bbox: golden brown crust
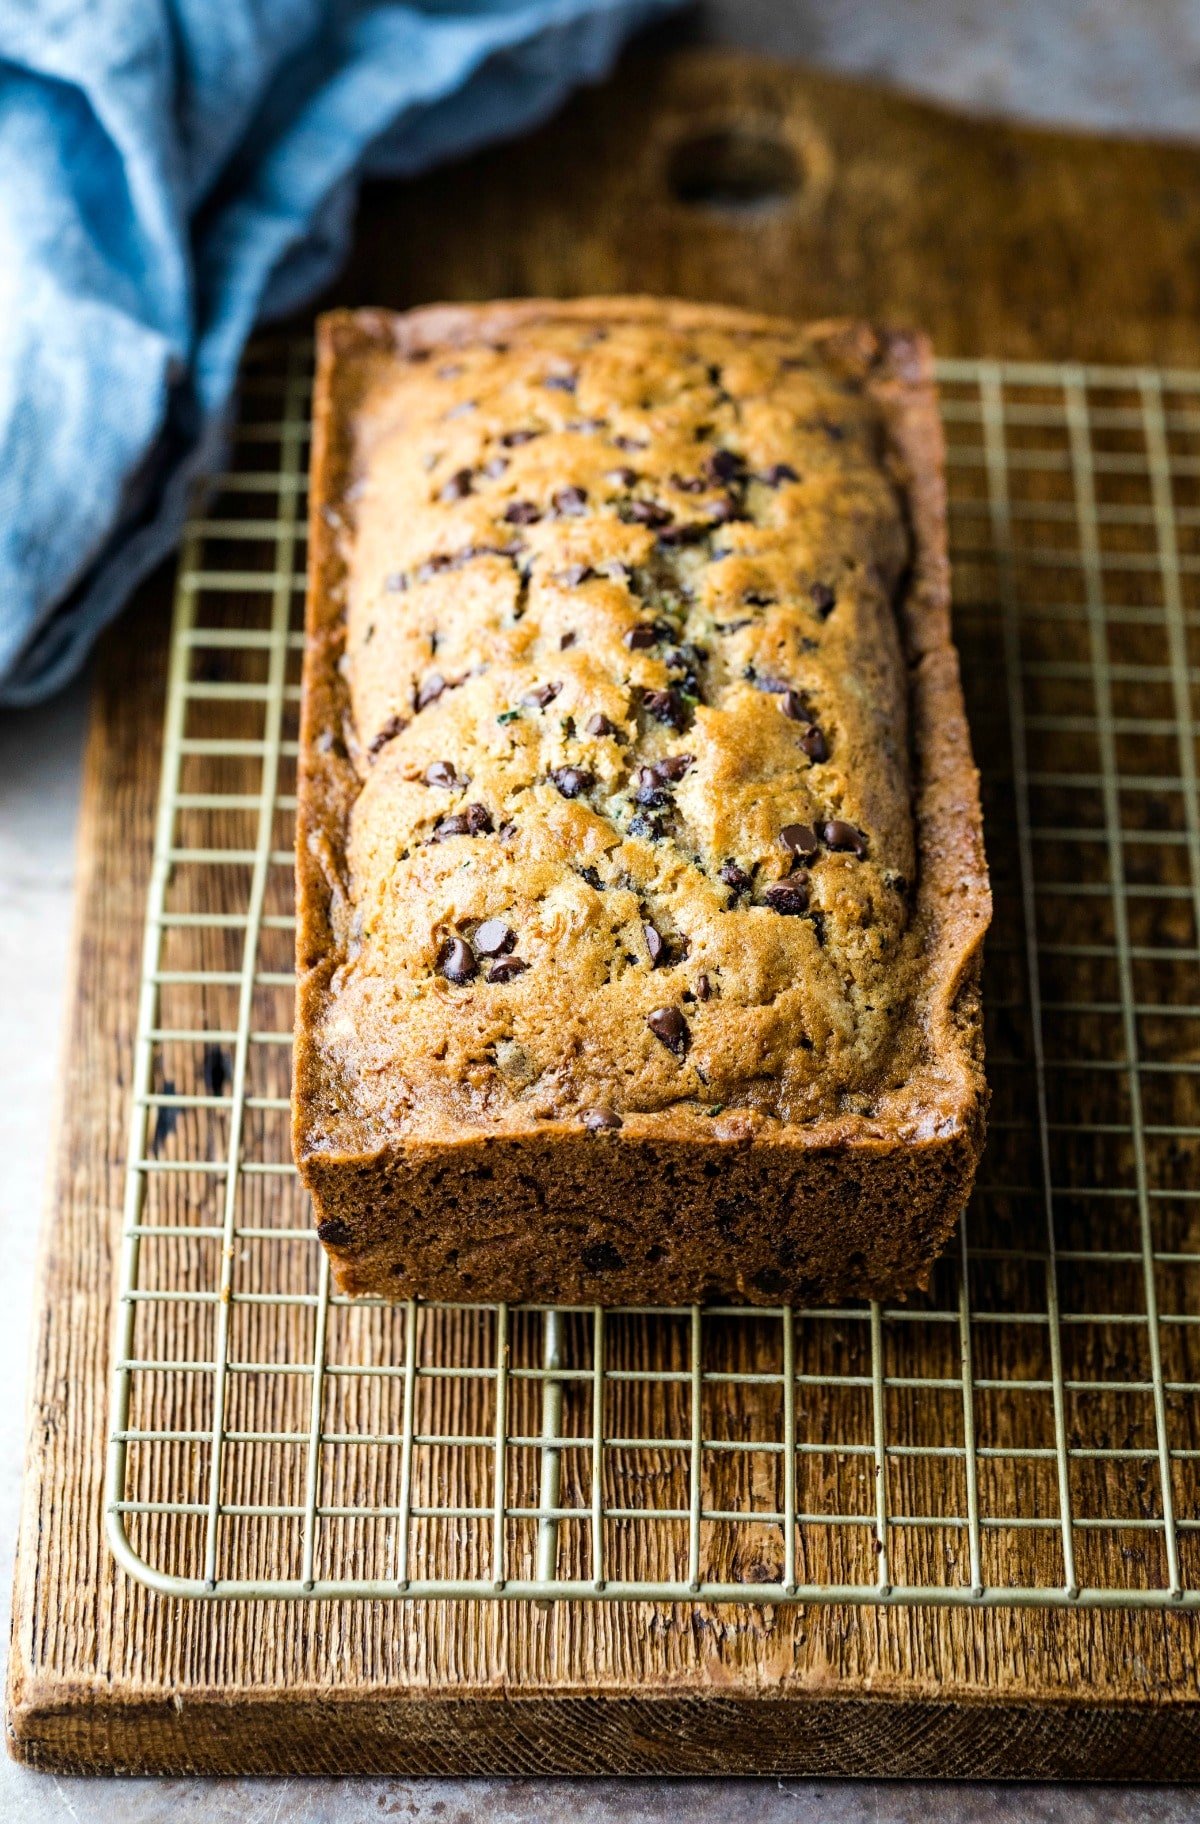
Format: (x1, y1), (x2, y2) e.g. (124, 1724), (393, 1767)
(294, 297), (990, 1306)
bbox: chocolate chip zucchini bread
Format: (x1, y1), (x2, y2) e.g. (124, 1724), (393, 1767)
(294, 297), (989, 1306)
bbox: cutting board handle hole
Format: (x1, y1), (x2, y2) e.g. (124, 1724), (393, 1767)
(666, 129), (800, 214)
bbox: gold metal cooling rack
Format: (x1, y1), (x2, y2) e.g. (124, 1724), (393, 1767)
(105, 344), (1200, 1608)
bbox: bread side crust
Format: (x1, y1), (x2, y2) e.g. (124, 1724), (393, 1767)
(294, 298), (990, 1305)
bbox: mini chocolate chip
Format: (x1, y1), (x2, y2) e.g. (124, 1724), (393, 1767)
(415, 672), (447, 711)
(501, 428), (538, 447)
(780, 822), (819, 859)
(743, 591), (774, 608)
(611, 434), (646, 452)
(550, 766), (593, 799)
(432, 812), (470, 840)
(504, 500), (541, 525)
(705, 449), (743, 483)
(498, 820), (518, 841)
(582, 1108), (623, 1131)
(481, 455), (508, 479)
(561, 631), (577, 649)
(385, 571), (408, 593)
(623, 500), (672, 528)
(439, 936), (477, 983)
(696, 972), (712, 1002)
(316, 1217), (352, 1247)
(624, 621), (662, 649)
(474, 918), (515, 956)
(605, 466), (639, 488)
(823, 819), (868, 857)
(488, 955), (529, 983)
(670, 473), (706, 493)
(647, 1006), (690, 1056)
(642, 686), (689, 731)
(633, 767), (670, 808)
(579, 865), (603, 888)
(657, 521), (708, 546)
(759, 463), (798, 487)
(752, 673), (789, 694)
(655, 752), (694, 782)
(424, 759), (461, 788)
(415, 553), (453, 583)
(764, 879), (810, 916)
(800, 724), (828, 763)
(719, 862), (750, 893)
(368, 712), (408, 756)
(464, 803), (493, 834)
(559, 563), (593, 586)
(810, 581), (836, 617)
(644, 923), (667, 967)
(543, 372), (577, 392)
(780, 689), (811, 722)
(586, 713), (617, 737)
(440, 467), (473, 502)
(552, 485), (588, 515)
(521, 681), (562, 709)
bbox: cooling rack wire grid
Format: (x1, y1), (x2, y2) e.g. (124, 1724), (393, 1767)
(105, 346), (1200, 1608)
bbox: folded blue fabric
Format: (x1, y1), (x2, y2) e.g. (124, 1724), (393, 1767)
(0, 1), (679, 704)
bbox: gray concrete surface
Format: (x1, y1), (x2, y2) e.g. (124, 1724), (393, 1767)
(5, 3), (1200, 1817)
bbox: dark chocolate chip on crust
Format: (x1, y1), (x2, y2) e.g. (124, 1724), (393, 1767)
(643, 922), (667, 967)
(415, 672), (448, 711)
(582, 1108), (623, 1131)
(780, 822), (819, 859)
(647, 1006), (690, 1056)
(368, 712), (408, 755)
(799, 724), (828, 763)
(764, 878), (810, 915)
(433, 803), (492, 840)
(622, 499), (672, 528)
(759, 462), (798, 486)
(641, 686), (689, 731)
(550, 766), (593, 798)
(439, 467), (473, 502)
(823, 819), (868, 857)
(552, 485), (588, 515)
(586, 713), (617, 737)
(474, 918), (515, 957)
(719, 862), (751, 893)
(439, 936), (477, 983)
(521, 681), (562, 709)
(704, 449), (742, 483)
(424, 759), (462, 788)
(504, 500), (541, 525)
(316, 1217), (352, 1247)
(487, 956), (529, 983)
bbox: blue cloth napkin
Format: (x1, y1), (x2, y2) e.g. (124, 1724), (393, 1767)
(0, 1), (679, 705)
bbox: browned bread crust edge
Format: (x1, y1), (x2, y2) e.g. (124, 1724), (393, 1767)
(293, 297), (990, 1306)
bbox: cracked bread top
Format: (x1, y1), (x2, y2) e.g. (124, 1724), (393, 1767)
(297, 300), (975, 1151)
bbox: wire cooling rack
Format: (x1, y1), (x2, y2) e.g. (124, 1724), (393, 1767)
(105, 343), (1200, 1608)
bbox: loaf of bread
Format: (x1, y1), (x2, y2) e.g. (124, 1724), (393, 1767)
(294, 298), (989, 1306)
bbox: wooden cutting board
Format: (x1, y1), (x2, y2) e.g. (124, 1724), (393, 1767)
(9, 50), (1200, 1779)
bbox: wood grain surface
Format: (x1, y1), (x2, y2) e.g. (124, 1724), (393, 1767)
(9, 49), (1200, 1779)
